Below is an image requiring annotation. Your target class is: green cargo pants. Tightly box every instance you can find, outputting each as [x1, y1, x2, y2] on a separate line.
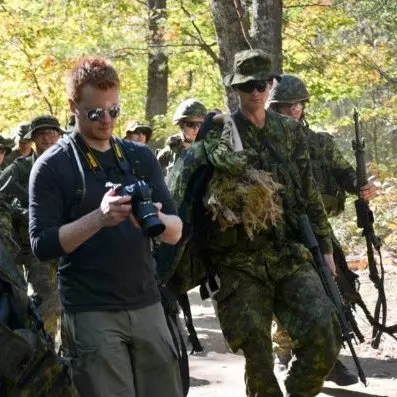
[215, 261, 342, 397]
[17, 249, 60, 341]
[62, 302, 183, 397]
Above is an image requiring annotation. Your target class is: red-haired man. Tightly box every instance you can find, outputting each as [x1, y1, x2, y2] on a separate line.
[29, 57, 183, 397]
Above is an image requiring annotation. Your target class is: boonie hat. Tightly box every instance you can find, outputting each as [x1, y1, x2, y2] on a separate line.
[224, 49, 281, 87]
[24, 115, 63, 139]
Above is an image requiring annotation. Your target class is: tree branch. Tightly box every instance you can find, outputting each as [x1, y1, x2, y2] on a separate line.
[179, 0, 220, 65]
[19, 43, 53, 114]
[232, 0, 253, 49]
[352, 53, 397, 85]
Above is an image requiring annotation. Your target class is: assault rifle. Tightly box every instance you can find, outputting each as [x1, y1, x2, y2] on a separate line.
[352, 109, 386, 349]
[299, 214, 366, 385]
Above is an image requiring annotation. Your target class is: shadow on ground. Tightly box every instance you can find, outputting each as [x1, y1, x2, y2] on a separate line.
[322, 387, 388, 397]
[189, 377, 211, 387]
[339, 355, 397, 380]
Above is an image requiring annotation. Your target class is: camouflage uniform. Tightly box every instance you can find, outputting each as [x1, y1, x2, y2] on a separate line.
[3, 123, 33, 168]
[157, 98, 207, 176]
[205, 109, 341, 397]
[157, 132, 186, 176]
[272, 129, 358, 365]
[0, 210, 73, 397]
[165, 52, 341, 396]
[269, 74, 359, 384]
[0, 120, 61, 341]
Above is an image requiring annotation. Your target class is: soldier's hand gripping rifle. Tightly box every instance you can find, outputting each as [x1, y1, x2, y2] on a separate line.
[299, 214, 366, 385]
[352, 109, 386, 349]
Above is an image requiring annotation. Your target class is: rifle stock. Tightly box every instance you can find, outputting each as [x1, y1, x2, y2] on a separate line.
[299, 214, 367, 385]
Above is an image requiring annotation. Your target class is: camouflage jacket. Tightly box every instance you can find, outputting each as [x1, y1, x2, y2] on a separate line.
[305, 127, 356, 217]
[204, 110, 332, 252]
[157, 132, 187, 176]
[161, 111, 332, 286]
[0, 153, 36, 207]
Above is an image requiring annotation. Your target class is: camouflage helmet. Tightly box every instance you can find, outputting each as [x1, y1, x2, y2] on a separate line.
[268, 74, 310, 104]
[224, 49, 281, 87]
[172, 98, 207, 125]
[12, 122, 31, 142]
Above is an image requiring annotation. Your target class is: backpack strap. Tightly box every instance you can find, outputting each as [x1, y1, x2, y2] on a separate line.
[114, 137, 147, 181]
[57, 135, 86, 220]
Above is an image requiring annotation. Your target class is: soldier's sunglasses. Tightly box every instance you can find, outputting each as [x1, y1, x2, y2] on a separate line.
[183, 121, 203, 129]
[85, 105, 121, 122]
[235, 80, 273, 93]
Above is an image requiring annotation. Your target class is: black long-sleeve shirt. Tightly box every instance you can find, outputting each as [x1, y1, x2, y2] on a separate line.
[29, 137, 177, 313]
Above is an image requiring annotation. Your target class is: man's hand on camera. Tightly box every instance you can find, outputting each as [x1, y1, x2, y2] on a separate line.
[99, 188, 132, 227]
[152, 202, 183, 245]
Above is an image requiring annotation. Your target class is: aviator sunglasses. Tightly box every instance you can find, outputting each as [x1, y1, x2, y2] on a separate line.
[84, 105, 121, 122]
[235, 79, 273, 93]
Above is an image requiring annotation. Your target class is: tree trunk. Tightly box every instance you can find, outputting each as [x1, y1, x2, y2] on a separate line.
[251, 0, 283, 73]
[211, 0, 250, 111]
[211, 0, 283, 111]
[145, 0, 168, 124]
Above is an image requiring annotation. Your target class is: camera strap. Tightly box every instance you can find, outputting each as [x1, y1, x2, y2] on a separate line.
[59, 133, 145, 220]
[72, 132, 129, 175]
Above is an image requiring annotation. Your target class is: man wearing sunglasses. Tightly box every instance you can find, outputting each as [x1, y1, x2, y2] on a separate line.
[28, 56, 183, 397]
[268, 74, 379, 386]
[177, 49, 341, 396]
[0, 115, 63, 341]
[157, 98, 206, 176]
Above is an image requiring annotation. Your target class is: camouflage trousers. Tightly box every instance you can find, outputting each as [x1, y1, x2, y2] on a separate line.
[215, 262, 341, 397]
[273, 234, 358, 363]
[16, 248, 60, 342]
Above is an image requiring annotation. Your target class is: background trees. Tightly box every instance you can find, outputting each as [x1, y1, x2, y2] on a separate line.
[0, 0, 396, 250]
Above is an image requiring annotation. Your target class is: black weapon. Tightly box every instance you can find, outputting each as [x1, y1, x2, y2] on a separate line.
[0, 175, 29, 208]
[299, 214, 366, 385]
[177, 292, 204, 354]
[352, 109, 386, 349]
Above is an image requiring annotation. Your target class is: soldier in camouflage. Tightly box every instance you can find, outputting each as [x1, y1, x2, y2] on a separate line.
[0, 134, 14, 172]
[268, 74, 378, 386]
[124, 120, 153, 144]
[0, 206, 74, 396]
[4, 122, 34, 167]
[166, 50, 342, 397]
[0, 115, 63, 341]
[157, 98, 207, 176]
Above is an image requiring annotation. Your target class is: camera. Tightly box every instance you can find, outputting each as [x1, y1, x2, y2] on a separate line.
[111, 180, 165, 237]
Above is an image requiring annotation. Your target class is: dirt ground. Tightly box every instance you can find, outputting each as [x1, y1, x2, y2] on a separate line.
[185, 265, 397, 397]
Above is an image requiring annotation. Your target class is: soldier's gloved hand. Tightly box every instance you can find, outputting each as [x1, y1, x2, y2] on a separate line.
[323, 253, 337, 278]
[359, 176, 379, 202]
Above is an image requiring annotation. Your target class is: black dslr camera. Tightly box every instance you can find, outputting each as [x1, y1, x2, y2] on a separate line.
[107, 181, 165, 237]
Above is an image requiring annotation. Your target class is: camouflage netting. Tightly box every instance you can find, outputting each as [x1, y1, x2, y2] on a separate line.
[203, 167, 283, 240]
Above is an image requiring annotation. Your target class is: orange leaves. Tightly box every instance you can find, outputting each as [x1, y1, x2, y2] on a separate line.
[42, 56, 56, 70]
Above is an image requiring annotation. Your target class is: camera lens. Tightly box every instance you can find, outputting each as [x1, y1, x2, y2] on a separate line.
[137, 202, 165, 237]
[142, 215, 166, 237]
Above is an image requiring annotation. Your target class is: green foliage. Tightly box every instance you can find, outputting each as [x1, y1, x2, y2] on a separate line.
[0, 0, 395, 257]
[331, 177, 397, 260]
